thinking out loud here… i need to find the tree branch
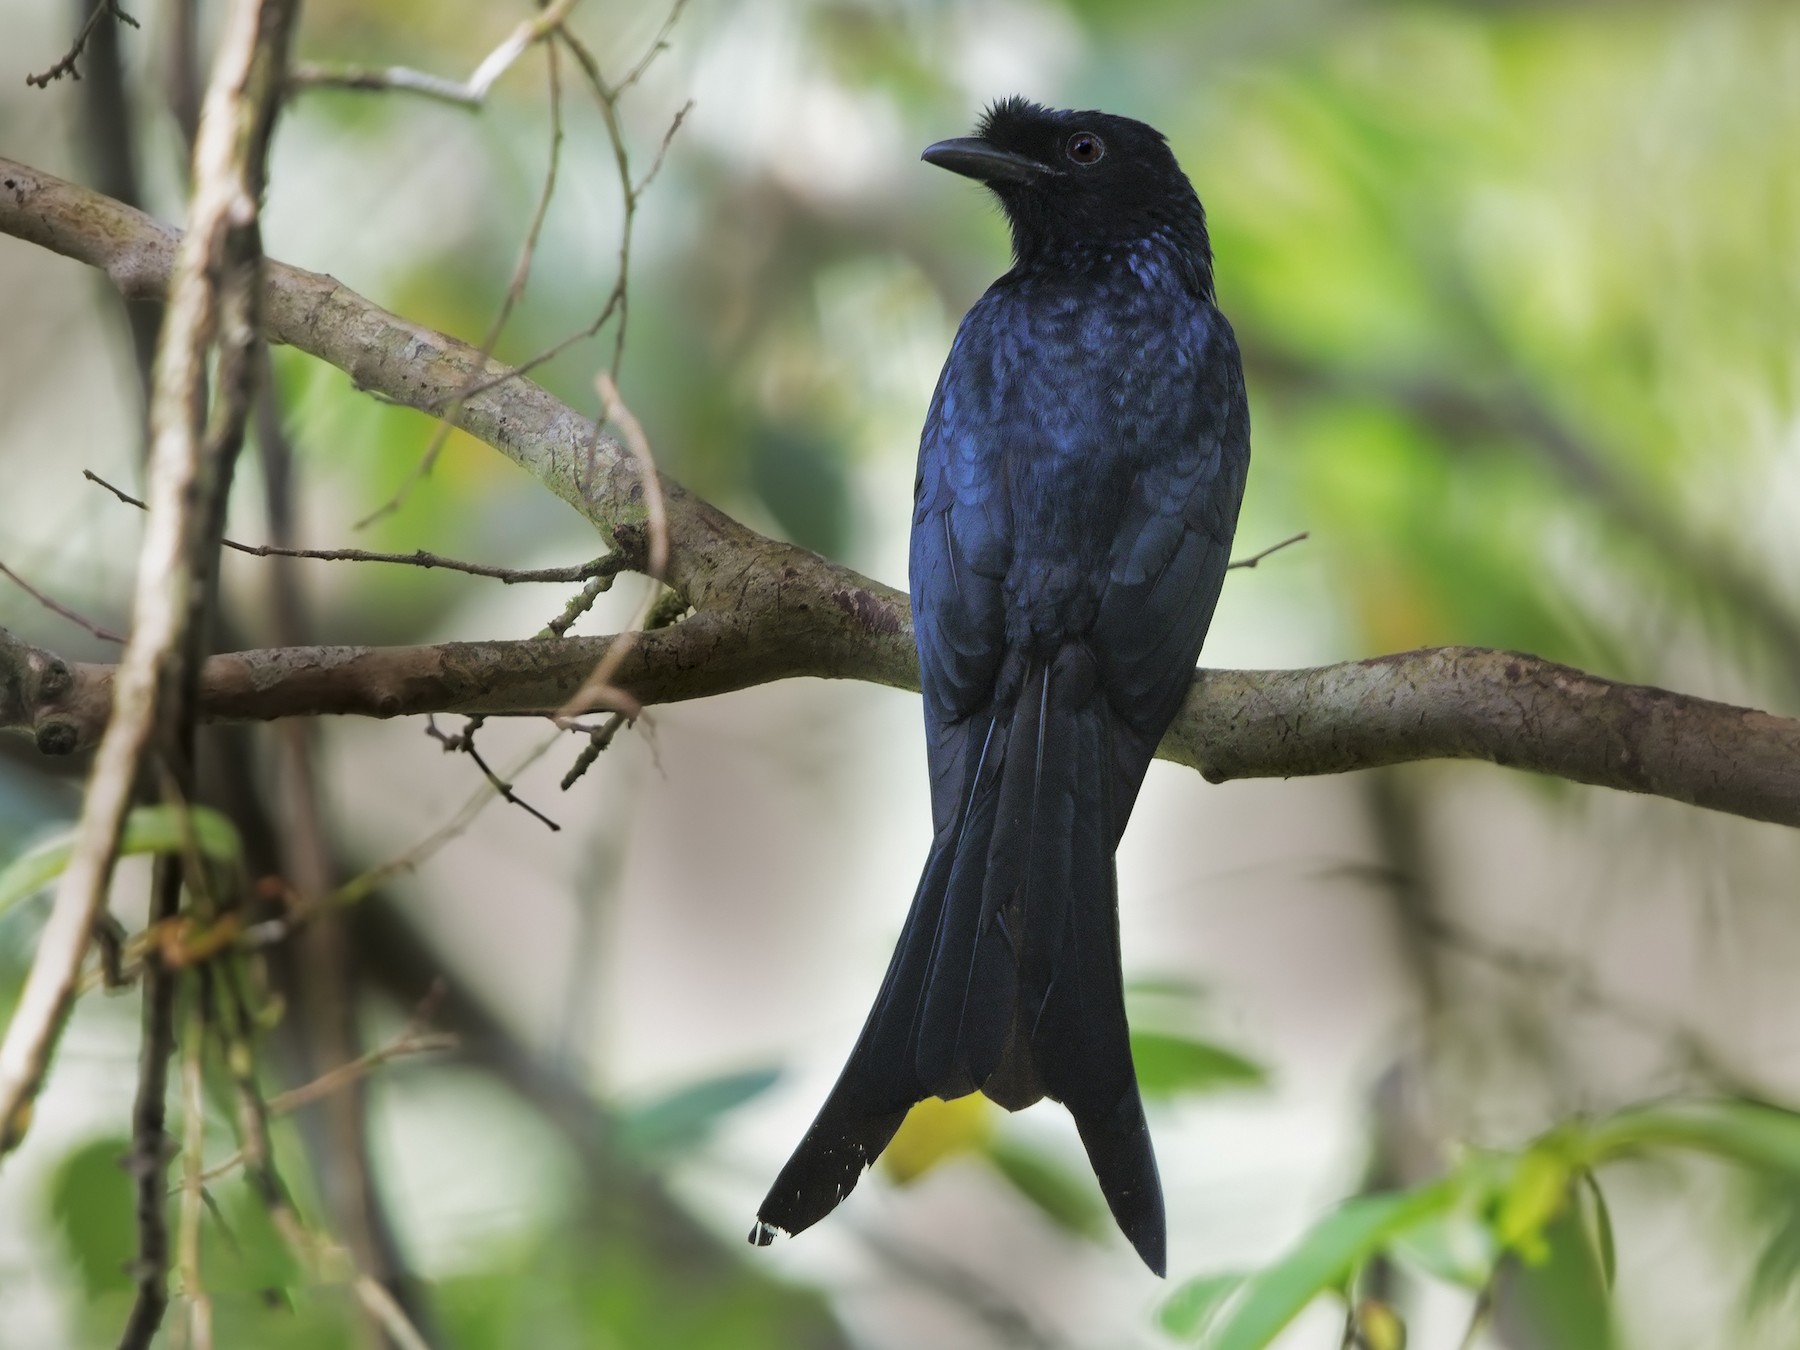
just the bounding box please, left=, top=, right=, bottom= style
left=1, top=624, right=1796, bottom=828
left=0, top=156, right=1796, bottom=835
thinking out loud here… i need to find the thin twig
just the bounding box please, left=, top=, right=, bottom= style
left=560, top=713, right=625, bottom=790
left=0, top=0, right=295, bottom=1204
left=326, top=733, right=564, bottom=911
left=616, top=0, right=690, bottom=95
left=286, top=0, right=579, bottom=110
left=356, top=38, right=567, bottom=530
left=86, top=469, right=613, bottom=584
left=0, top=559, right=125, bottom=642
left=556, top=375, right=668, bottom=723
left=427, top=715, right=560, bottom=831
left=353, top=1277, right=434, bottom=1350
left=542, top=573, right=614, bottom=637
left=26, top=0, right=139, bottom=89
left=556, top=3, right=693, bottom=380
left=634, top=98, right=692, bottom=200
left=287, top=63, right=488, bottom=109
left=270, top=981, right=453, bottom=1115
left=1226, top=530, right=1309, bottom=571
left=109, top=0, right=298, bottom=1339
left=176, top=1000, right=211, bottom=1350
left=210, top=966, right=434, bottom=1349
left=190, top=983, right=454, bottom=1187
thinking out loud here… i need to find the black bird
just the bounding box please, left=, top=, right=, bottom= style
left=751, top=97, right=1250, bottom=1276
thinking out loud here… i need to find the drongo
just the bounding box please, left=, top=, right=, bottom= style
left=753, top=96, right=1251, bottom=1276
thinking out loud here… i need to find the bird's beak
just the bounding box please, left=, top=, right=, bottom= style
left=921, top=137, right=1049, bottom=185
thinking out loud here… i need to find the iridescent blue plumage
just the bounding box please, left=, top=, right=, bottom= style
left=755, top=98, right=1250, bottom=1276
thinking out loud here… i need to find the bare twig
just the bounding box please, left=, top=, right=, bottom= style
left=269, top=1032, right=456, bottom=1116
left=287, top=62, right=490, bottom=109
left=117, top=2, right=300, bottom=1343
left=328, top=733, right=563, bottom=912
left=1227, top=530, right=1308, bottom=571
left=441, top=87, right=692, bottom=404
left=72, top=0, right=159, bottom=408
left=542, top=572, right=614, bottom=637
left=287, top=0, right=578, bottom=109
left=25, top=0, right=139, bottom=89
left=192, top=984, right=455, bottom=1187
left=0, top=0, right=296, bottom=1178
left=0, top=558, right=125, bottom=643
left=255, top=286, right=427, bottom=1337
left=358, top=8, right=691, bottom=522
left=210, top=966, right=434, bottom=1350
left=356, top=38, right=567, bottom=529
left=560, top=713, right=625, bottom=790
left=176, top=1001, right=212, bottom=1350
left=634, top=98, right=692, bottom=202
left=85, top=469, right=614, bottom=584
left=556, top=375, right=668, bottom=723
left=427, top=715, right=560, bottom=831
left=616, top=0, right=691, bottom=95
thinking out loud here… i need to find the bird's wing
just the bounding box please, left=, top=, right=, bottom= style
left=1090, top=313, right=1251, bottom=832
left=909, top=360, right=1012, bottom=837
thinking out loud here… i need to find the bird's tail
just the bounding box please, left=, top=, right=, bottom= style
left=752, top=644, right=1165, bottom=1275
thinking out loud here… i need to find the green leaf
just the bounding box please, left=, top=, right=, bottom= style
left=1160, top=1273, right=1248, bottom=1340
left=1130, top=1031, right=1266, bottom=1101
left=0, top=804, right=243, bottom=920
left=985, top=1137, right=1108, bottom=1239
left=1199, top=1182, right=1457, bottom=1350
left=617, top=1066, right=780, bottom=1159
left=1579, top=1170, right=1616, bottom=1290
left=45, top=1136, right=135, bottom=1297
left=1500, top=1207, right=1616, bottom=1350
left=1389, top=1205, right=1500, bottom=1290
left=1585, top=1099, right=1800, bottom=1176
left=1495, top=1143, right=1575, bottom=1263
left=1125, top=973, right=1213, bottom=1002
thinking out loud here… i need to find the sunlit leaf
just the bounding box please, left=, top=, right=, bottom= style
left=618, top=1066, right=781, bottom=1160
left=1495, top=1142, right=1575, bottom=1263
left=1130, top=1031, right=1266, bottom=1101
left=880, top=1093, right=992, bottom=1184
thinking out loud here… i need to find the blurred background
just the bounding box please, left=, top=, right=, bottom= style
left=1, top=0, right=1798, bottom=1346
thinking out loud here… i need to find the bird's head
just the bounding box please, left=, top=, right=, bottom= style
left=923, top=96, right=1211, bottom=288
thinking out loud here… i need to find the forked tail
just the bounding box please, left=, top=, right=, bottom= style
left=752, top=644, right=1164, bottom=1275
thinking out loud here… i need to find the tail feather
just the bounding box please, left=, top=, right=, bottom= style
left=754, top=647, right=1165, bottom=1273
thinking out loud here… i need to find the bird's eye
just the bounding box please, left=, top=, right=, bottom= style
left=1066, top=132, right=1105, bottom=166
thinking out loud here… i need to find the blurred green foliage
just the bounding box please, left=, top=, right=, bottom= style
left=1169, top=1099, right=1800, bottom=1349
left=2, top=0, right=1798, bottom=1346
